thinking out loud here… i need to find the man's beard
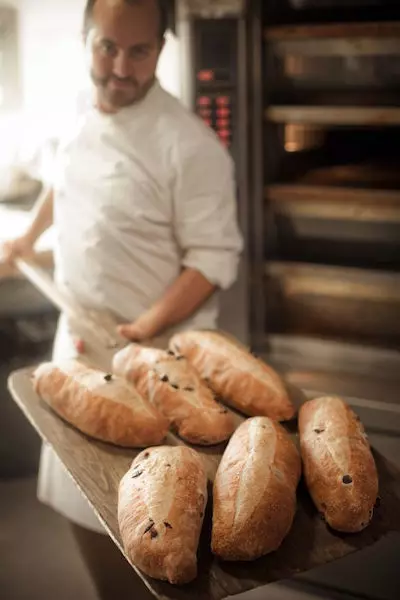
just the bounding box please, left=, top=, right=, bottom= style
left=91, top=70, right=154, bottom=111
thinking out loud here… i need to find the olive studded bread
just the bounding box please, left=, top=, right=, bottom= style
left=299, top=396, right=379, bottom=533
left=33, top=360, right=169, bottom=447
left=212, top=417, right=301, bottom=561
left=113, top=343, right=235, bottom=445
left=118, top=446, right=207, bottom=584
left=169, top=330, right=296, bottom=421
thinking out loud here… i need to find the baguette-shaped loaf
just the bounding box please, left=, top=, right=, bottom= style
left=212, top=417, right=301, bottom=561
left=299, top=396, right=379, bottom=533
left=118, top=446, right=207, bottom=585
left=33, top=360, right=169, bottom=447
left=113, top=344, right=234, bottom=445
left=169, top=331, right=295, bottom=421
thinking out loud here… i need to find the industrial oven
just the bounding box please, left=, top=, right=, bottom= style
left=175, top=0, right=400, bottom=401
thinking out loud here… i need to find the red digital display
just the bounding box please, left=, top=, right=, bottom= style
left=216, top=107, right=231, bottom=118
left=216, top=96, right=231, bottom=106
left=198, top=109, right=212, bottom=118
left=218, top=129, right=231, bottom=139
left=197, top=70, right=214, bottom=82
left=197, top=96, right=211, bottom=106
left=216, top=119, right=230, bottom=129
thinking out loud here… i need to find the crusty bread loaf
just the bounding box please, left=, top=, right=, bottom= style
left=212, top=417, right=301, bottom=561
left=299, top=396, right=379, bottom=533
left=33, top=360, right=169, bottom=447
left=118, top=446, right=207, bottom=585
left=113, top=344, right=235, bottom=445
left=169, top=331, right=295, bottom=421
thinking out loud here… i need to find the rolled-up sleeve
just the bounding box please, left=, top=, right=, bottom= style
left=173, top=138, right=244, bottom=290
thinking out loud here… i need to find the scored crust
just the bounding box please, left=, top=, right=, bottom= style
left=212, top=417, right=301, bottom=561
left=118, top=446, right=207, bottom=584
left=33, top=360, right=169, bottom=447
left=113, top=344, right=235, bottom=445
left=169, top=330, right=296, bottom=421
left=299, top=396, right=379, bottom=533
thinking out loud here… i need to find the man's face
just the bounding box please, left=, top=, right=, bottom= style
left=88, top=0, right=164, bottom=113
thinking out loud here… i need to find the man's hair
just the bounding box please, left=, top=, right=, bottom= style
left=83, top=0, right=169, bottom=41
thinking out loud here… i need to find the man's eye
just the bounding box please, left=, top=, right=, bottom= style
left=99, top=40, right=116, bottom=57
left=130, top=46, right=150, bottom=61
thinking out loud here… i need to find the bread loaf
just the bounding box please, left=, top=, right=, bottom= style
left=113, top=344, right=235, bottom=445
left=212, top=417, right=301, bottom=561
left=169, top=331, right=295, bottom=421
left=299, top=396, right=379, bottom=533
left=33, top=360, right=169, bottom=447
left=118, top=446, right=207, bottom=584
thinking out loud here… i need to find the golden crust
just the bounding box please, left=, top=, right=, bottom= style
left=33, top=360, right=169, bottom=447
left=113, top=344, right=235, bottom=445
left=169, top=330, right=296, bottom=421
left=118, top=446, right=207, bottom=585
left=212, top=417, right=301, bottom=561
left=299, top=396, right=379, bottom=533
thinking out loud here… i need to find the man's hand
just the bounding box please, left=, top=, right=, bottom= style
left=117, top=268, right=216, bottom=343
left=1, top=233, right=35, bottom=265
left=117, top=310, right=159, bottom=343
left=1, top=188, right=54, bottom=267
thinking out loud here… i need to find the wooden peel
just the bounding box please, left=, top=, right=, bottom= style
left=14, top=257, right=128, bottom=371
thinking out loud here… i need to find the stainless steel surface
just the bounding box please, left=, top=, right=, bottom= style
left=264, top=262, right=400, bottom=346
left=180, top=0, right=245, bottom=18
left=249, top=0, right=266, bottom=349
left=268, top=192, right=400, bottom=224
left=266, top=262, right=400, bottom=300
left=270, top=37, right=400, bottom=58
left=267, top=184, right=400, bottom=246
left=261, top=335, right=400, bottom=430
left=266, top=106, right=400, bottom=126
left=265, top=22, right=400, bottom=57
left=218, top=8, right=250, bottom=345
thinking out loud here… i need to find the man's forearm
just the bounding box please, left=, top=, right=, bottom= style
left=26, top=187, right=54, bottom=244
left=118, top=268, right=216, bottom=341
left=150, top=268, right=216, bottom=329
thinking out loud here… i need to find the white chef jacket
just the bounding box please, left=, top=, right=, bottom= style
left=37, top=80, right=243, bottom=532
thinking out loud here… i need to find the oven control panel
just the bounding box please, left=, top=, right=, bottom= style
left=192, top=19, right=238, bottom=157
left=196, top=93, right=234, bottom=150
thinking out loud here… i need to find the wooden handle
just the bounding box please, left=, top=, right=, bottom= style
left=14, top=257, right=126, bottom=355
left=15, top=257, right=80, bottom=319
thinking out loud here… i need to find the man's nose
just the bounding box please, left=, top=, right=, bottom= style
left=113, top=51, right=131, bottom=79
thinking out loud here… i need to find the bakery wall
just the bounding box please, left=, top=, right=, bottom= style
left=0, top=0, right=86, bottom=172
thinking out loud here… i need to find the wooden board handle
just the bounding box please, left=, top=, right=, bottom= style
left=14, top=257, right=126, bottom=354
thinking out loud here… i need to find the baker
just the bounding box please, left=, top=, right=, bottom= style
left=2, top=0, right=242, bottom=597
